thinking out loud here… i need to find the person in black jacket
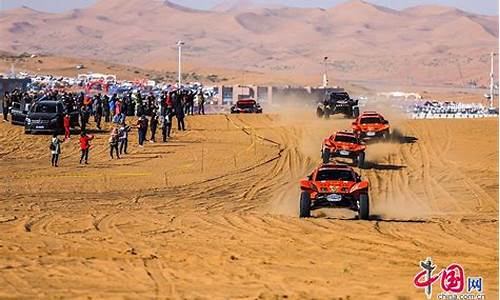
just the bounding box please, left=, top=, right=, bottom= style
left=173, top=92, right=186, bottom=131
left=94, top=97, right=103, bottom=130
left=103, top=94, right=110, bottom=122
left=162, top=108, right=172, bottom=143
left=150, top=112, right=158, bottom=143
left=2, top=91, right=10, bottom=122
left=136, top=115, right=148, bottom=147
left=80, top=106, right=90, bottom=132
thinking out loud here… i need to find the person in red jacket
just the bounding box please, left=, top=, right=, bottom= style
left=79, top=131, right=94, bottom=164
left=114, top=99, right=122, bottom=123
left=63, top=114, right=71, bottom=140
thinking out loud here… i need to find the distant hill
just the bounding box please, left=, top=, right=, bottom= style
left=0, top=0, right=497, bottom=85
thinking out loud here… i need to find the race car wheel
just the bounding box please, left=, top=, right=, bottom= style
left=352, top=107, right=360, bottom=118
left=356, top=152, right=365, bottom=168
left=382, top=130, right=390, bottom=140
left=322, top=148, right=331, bottom=164
left=324, top=108, right=331, bottom=119
left=316, top=107, right=324, bottom=118
left=358, top=194, right=369, bottom=220
left=299, top=192, right=311, bottom=218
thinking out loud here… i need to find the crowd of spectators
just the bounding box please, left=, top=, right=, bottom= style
left=1, top=86, right=207, bottom=167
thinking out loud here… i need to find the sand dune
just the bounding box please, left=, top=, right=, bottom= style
left=0, top=107, right=497, bottom=298
left=0, top=0, right=497, bottom=86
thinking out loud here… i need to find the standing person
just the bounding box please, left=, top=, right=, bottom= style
left=162, top=108, right=172, bottom=143
left=136, top=99, right=144, bottom=117
left=144, top=115, right=149, bottom=142
left=109, top=128, right=120, bottom=159
left=92, top=94, right=101, bottom=118
left=173, top=91, right=186, bottom=131
left=184, top=93, right=193, bottom=116
left=63, top=113, right=71, bottom=140
left=114, top=99, right=122, bottom=123
left=121, top=95, right=129, bottom=124
left=149, top=113, right=158, bottom=143
left=50, top=133, right=64, bottom=167
left=103, top=94, right=110, bottom=122
left=118, top=122, right=130, bottom=155
left=176, top=104, right=186, bottom=131
left=79, top=131, right=94, bottom=164
left=136, top=115, right=147, bottom=147
left=134, top=93, right=141, bottom=117
left=79, top=106, right=86, bottom=132
left=2, top=91, right=10, bottom=122
left=147, top=93, right=155, bottom=115
left=84, top=95, right=94, bottom=116
left=77, top=92, right=85, bottom=109
left=95, top=97, right=103, bottom=130
left=197, top=92, right=205, bottom=115
left=165, top=91, right=173, bottom=109
left=109, top=97, right=116, bottom=123
left=80, top=106, right=90, bottom=132
left=189, top=92, right=195, bottom=115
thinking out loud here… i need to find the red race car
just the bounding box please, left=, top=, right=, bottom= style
left=352, top=111, right=390, bottom=140
left=230, top=99, right=263, bottom=114
left=321, top=131, right=366, bottom=168
left=299, top=163, right=370, bottom=219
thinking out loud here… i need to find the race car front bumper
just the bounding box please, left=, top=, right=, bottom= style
left=331, top=149, right=360, bottom=159
left=311, top=193, right=357, bottom=210
left=359, top=130, right=387, bottom=140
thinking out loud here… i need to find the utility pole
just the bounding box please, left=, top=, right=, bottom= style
left=177, top=40, right=185, bottom=88
left=489, top=52, right=496, bottom=111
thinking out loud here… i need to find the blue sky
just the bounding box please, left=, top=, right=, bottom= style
left=0, top=0, right=498, bottom=15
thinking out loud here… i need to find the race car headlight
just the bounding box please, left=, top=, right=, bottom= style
left=310, top=183, right=318, bottom=192
left=26, top=118, right=31, bottom=124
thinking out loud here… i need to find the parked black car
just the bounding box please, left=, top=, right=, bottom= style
left=24, top=100, right=79, bottom=134
left=10, top=102, right=28, bottom=126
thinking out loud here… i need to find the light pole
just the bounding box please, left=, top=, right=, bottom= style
left=322, top=56, right=329, bottom=87
left=489, top=52, right=496, bottom=110
left=177, top=40, right=185, bottom=88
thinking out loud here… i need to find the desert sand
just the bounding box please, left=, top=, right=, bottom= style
left=0, top=105, right=497, bottom=299
left=0, top=1, right=498, bottom=297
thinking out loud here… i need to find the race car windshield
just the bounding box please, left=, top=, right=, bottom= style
left=316, top=169, right=354, bottom=181
left=330, top=93, right=349, bottom=101
left=237, top=103, right=256, bottom=109
left=334, top=135, right=358, bottom=143
left=32, top=103, right=57, bottom=113
left=360, top=117, right=381, bottom=124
